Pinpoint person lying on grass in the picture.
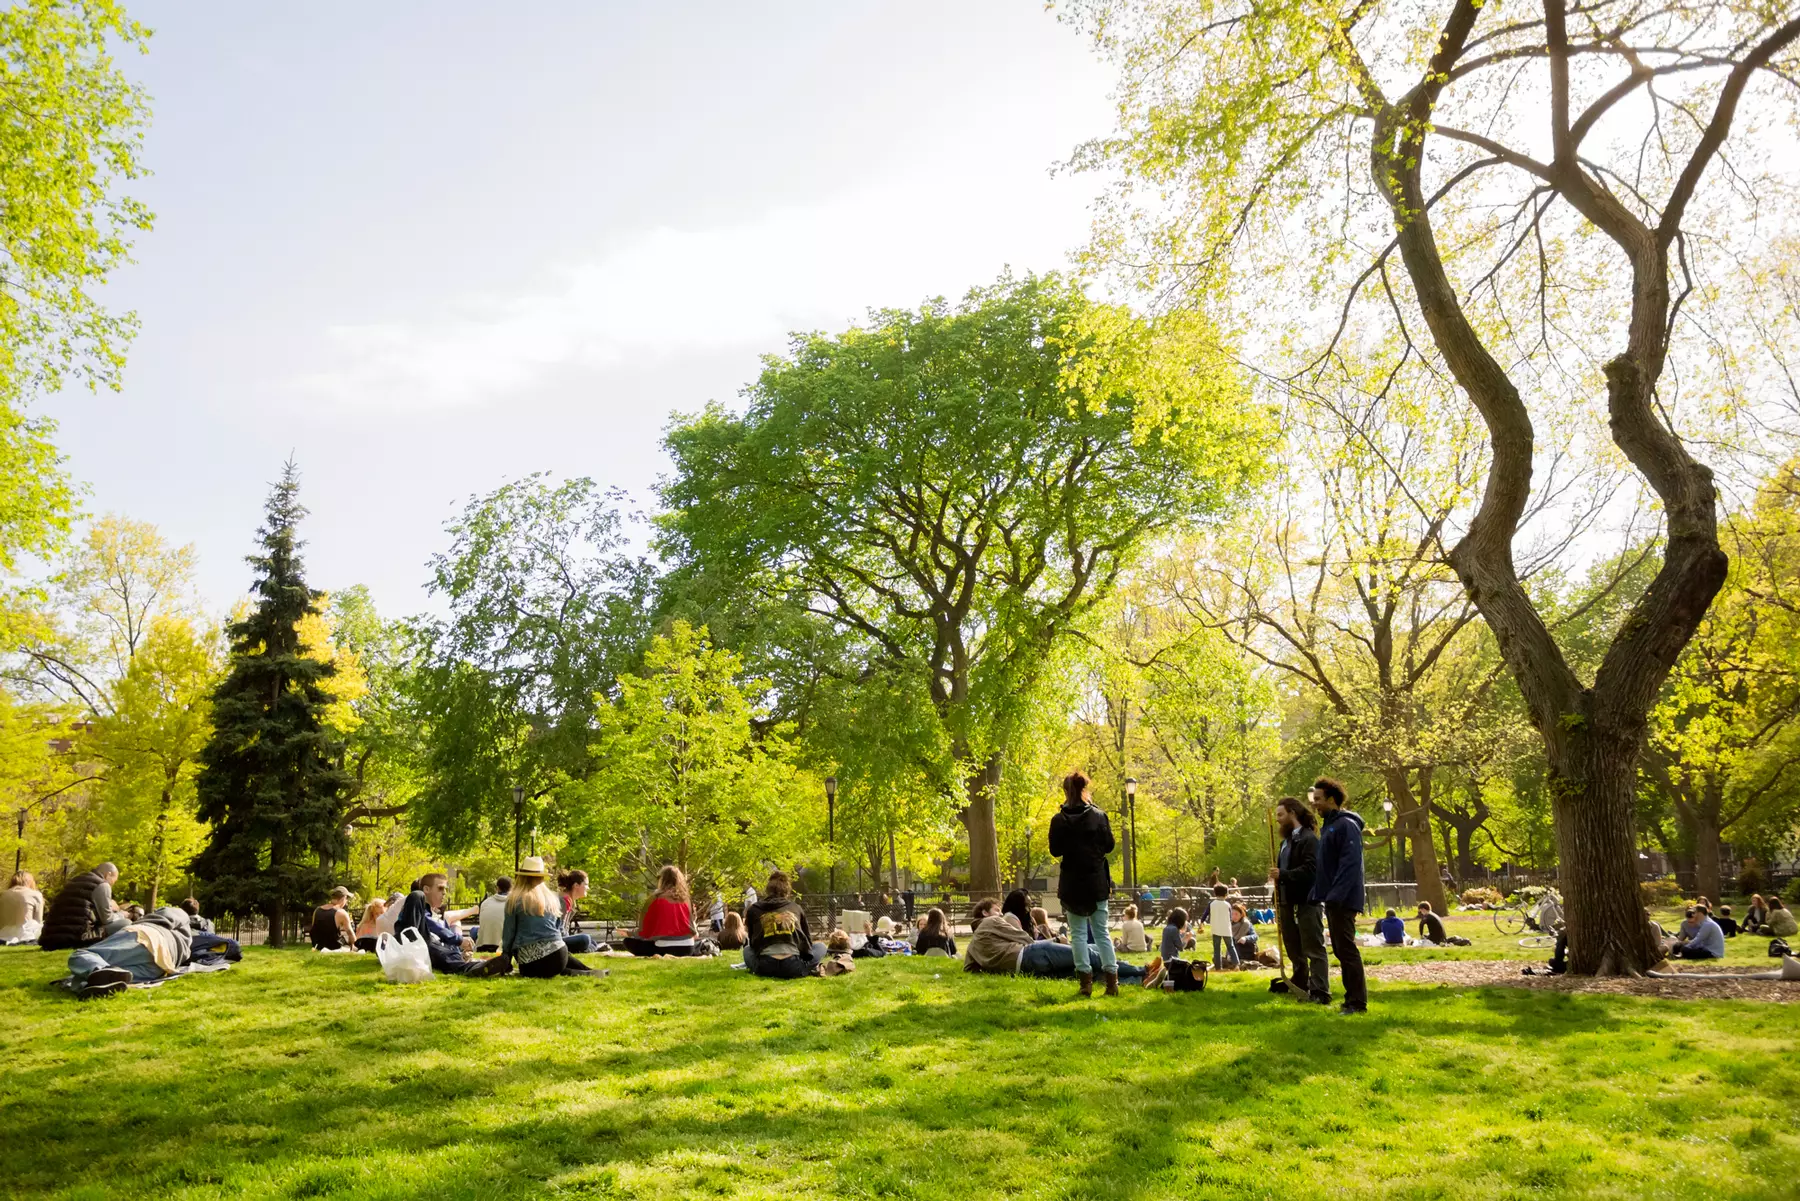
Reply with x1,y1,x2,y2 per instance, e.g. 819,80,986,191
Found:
744,870,827,979
622,865,698,957
394,874,508,977
67,906,198,1001
309,887,356,951
501,857,603,978
962,912,1149,987
1668,907,1725,960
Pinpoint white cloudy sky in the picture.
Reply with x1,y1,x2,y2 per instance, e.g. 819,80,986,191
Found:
54,3,1116,615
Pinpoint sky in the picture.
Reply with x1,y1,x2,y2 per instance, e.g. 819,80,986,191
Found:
53,2,1118,617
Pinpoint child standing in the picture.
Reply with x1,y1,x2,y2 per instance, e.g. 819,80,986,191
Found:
1208,884,1239,968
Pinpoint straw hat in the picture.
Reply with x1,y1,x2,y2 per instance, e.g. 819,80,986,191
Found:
516,856,548,878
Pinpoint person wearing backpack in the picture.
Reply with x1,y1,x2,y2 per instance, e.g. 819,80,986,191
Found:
1048,771,1119,998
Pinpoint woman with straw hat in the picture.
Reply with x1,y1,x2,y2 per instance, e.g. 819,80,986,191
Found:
505,857,604,978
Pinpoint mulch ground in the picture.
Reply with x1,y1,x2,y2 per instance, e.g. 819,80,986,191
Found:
1369,958,1800,1003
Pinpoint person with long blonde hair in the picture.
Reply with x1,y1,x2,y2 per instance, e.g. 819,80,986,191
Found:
0,870,45,944
623,864,697,957
503,858,602,977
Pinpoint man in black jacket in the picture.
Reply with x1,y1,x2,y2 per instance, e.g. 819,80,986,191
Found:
1269,797,1329,1003
1048,771,1119,998
38,863,128,951
1310,778,1368,1014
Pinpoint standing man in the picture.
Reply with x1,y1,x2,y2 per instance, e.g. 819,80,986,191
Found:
1269,797,1328,1004
1310,778,1368,1014
1048,770,1120,998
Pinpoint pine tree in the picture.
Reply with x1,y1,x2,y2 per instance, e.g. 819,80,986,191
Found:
191,462,353,945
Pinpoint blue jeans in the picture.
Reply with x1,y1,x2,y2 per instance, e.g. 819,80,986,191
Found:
68,931,162,983
1019,940,1145,980
564,933,596,954
742,941,828,979
1212,934,1240,968
1066,902,1117,975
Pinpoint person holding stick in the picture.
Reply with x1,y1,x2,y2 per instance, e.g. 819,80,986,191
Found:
1269,796,1328,1004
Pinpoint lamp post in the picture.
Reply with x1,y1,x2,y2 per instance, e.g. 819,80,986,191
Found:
1125,777,1138,893
512,785,525,873
1382,800,1396,882
824,776,838,918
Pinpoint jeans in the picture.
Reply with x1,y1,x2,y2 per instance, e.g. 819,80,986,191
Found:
1067,902,1117,975
1019,940,1146,980
563,933,597,954
742,941,828,979
1212,934,1240,968
68,932,161,984
1325,903,1367,1009
518,946,601,977
1281,902,1329,999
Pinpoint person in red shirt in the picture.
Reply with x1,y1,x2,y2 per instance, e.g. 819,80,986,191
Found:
622,865,697,957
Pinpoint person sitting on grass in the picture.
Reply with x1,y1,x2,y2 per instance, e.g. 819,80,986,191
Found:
1765,896,1798,938
476,877,511,952
66,906,197,1000
1744,894,1770,934
623,865,698,957
308,887,356,951
394,873,508,976
1029,906,1056,943
744,870,826,979
1713,904,1740,938
1119,903,1150,953
1416,902,1447,946
717,910,748,950
1,871,46,944
819,929,857,976
1160,907,1193,961
355,897,386,952
179,897,214,934
558,869,598,954
38,862,129,951
1374,908,1407,946
1001,889,1035,936
963,911,1150,984
501,857,603,978
1669,906,1726,960
1231,903,1259,959
914,907,957,956
1207,884,1239,969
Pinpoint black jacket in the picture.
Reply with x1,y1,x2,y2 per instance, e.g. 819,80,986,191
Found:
1275,826,1319,906
38,870,111,950
1049,799,1114,913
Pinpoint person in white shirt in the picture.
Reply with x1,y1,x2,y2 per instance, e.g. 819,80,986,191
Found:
477,877,512,951
708,892,726,933
743,883,758,910
0,871,46,944
1118,903,1150,952
1208,884,1239,968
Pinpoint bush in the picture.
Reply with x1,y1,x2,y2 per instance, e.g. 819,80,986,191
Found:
1459,887,1503,908
1736,861,1771,898
1641,877,1683,907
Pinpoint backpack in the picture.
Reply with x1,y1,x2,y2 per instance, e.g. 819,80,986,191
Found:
1769,938,1790,959
1166,957,1207,992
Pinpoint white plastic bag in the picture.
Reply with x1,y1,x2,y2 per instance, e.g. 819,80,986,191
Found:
376,927,433,984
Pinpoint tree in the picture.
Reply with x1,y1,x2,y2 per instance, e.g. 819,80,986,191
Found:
569,622,810,899
85,615,219,906
1068,0,1800,973
407,475,655,856
662,272,1268,896
1646,461,1800,899
190,464,353,945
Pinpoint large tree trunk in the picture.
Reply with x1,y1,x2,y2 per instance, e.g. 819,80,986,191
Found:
961,753,1001,899
1549,728,1664,975
1384,767,1447,912
1692,807,1723,904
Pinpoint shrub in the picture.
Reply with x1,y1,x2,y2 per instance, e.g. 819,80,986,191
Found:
1459,887,1503,908
1736,861,1771,898
1640,878,1683,907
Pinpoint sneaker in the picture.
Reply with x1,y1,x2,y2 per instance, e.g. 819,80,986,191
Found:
85,967,132,989
1337,1004,1367,1015
77,976,130,1001
1308,992,1332,1005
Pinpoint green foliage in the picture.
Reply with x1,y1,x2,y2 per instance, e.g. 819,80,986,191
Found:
407,475,654,854
191,464,354,935
568,621,811,900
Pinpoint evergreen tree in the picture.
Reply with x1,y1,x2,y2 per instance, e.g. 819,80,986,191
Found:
190,463,353,945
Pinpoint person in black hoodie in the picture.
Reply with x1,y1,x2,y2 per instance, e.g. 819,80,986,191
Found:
1048,771,1119,998
1269,797,1328,1002
1310,777,1368,1014
743,870,827,979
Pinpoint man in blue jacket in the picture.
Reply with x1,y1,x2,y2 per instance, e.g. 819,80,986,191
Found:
1309,777,1368,1014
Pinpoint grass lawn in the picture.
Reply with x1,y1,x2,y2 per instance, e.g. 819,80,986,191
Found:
3,923,1797,1201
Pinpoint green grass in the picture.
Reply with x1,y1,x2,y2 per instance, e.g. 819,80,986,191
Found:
2,935,1796,1201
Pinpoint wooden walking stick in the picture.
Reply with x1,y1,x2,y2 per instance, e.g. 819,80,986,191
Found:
1268,806,1293,995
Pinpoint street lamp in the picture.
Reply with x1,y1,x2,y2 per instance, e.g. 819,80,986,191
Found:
1382,801,1396,882
824,776,838,916
1125,777,1138,893
512,785,525,873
